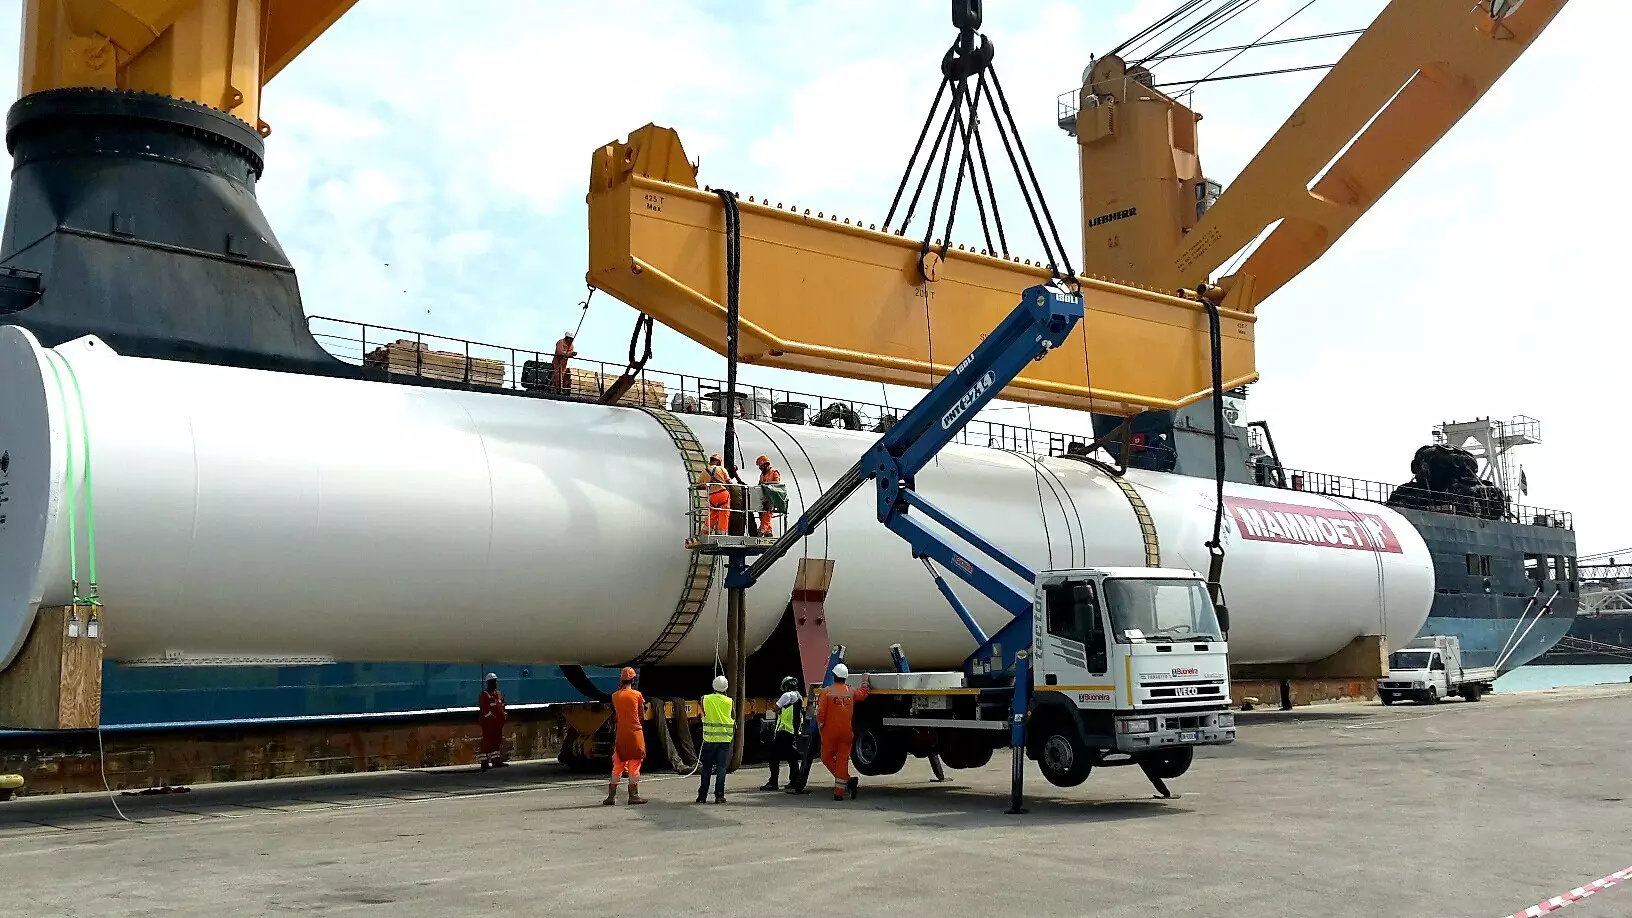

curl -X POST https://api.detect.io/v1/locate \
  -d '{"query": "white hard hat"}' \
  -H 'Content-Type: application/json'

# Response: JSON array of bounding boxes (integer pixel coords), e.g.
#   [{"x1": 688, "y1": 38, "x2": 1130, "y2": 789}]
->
[
  {"x1": 832, "y1": 663, "x2": 849, "y2": 680},
  {"x1": 712, "y1": 675, "x2": 729, "y2": 693},
  {"x1": 484, "y1": 672, "x2": 498, "y2": 681}
]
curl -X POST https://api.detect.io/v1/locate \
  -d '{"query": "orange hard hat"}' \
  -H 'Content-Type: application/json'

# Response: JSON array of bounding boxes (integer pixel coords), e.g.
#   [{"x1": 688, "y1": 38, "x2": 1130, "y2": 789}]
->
[
  {"x1": 709, "y1": 454, "x2": 722, "y2": 464},
  {"x1": 620, "y1": 666, "x2": 637, "y2": 683},
  {"x1": 756, "y1": 455, "x2": 771, "y2": 466}
]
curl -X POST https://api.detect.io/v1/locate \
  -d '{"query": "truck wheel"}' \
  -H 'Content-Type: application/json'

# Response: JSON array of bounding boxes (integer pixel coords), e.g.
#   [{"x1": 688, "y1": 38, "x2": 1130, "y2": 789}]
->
[
  {"x1": 1463, "y1": 685, "x2": 1482, "y2": 702},
  {"x1": 1137, "y1": 746, "x2": 1194, "y2": 780},
  {"x1": 1424, "y1": 686, "x2": 1439, "y2": 705},
  {"x1": 851, "y1": 722, "x2": 908, "y2": 776},
  {"x1": 1035, "y1": 721, "x2": 1093, "y2": 788}
]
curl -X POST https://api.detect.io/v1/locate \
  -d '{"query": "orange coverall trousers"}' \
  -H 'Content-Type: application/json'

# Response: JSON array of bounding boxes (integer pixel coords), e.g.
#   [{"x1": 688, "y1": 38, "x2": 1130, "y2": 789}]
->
[
  {"x1": 820, "y1": 730, "x2": 852, "y2": 788},
  {"x1": 708, "y1": 489, "x2": 731, "y2": 533}
]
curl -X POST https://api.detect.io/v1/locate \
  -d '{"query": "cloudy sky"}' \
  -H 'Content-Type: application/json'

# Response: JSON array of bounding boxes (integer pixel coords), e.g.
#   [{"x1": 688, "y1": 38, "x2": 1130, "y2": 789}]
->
[{"x1": 2, "y1": 1, "x2": 1623, "y2": 552}]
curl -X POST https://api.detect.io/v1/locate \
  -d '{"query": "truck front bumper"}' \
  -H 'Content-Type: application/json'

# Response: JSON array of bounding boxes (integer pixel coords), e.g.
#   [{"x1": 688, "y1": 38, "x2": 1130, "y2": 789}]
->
[{"x1": 1113, "y1": 711, "x2": 1236, "y2": 752}]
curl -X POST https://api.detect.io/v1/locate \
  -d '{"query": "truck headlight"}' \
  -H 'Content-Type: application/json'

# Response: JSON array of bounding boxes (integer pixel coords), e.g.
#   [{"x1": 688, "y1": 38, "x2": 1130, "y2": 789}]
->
[
  {"x1": 1215, "y1": 712, "x2": 1234, "y2": 728},
  {"x1": 1117, "y1": 718, "x2": 1155, "y2": 735},
  {"x1": 1412, "y1": 681, "x2": 1426, "y2": 689}
]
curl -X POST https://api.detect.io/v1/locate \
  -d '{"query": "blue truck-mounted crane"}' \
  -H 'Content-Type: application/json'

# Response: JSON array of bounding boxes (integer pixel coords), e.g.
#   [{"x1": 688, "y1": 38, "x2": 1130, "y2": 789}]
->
[{"x1": 712, "y1": 284, "x2": 1237, "y2": 813}]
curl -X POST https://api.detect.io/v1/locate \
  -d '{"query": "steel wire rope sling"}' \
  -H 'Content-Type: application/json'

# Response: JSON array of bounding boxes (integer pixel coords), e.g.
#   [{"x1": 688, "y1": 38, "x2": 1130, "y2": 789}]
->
[
  {"x1": 1198, "y1": 292, "x2": 1231, "y2": 637},
  {"x1": 712, "y1": 185, "x2": 752, "y2": 771},
  {"x1": 883, "y1": 0, "x2": 1080, "y2": 289}
]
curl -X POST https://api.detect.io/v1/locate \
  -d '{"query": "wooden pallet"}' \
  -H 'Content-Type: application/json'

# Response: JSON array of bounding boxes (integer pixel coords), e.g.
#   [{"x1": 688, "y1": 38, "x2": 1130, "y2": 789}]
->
[
  {"x1": 564, "y1": 367, "x2": 666, "y2": 406},
  {"x1": 364, "y1": 339, "x2": 507, "y2": 386}
]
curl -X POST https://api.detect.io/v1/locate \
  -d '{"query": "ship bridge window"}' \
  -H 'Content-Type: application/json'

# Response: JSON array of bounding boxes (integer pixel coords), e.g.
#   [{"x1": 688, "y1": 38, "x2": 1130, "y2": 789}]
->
[
  {"x1": 1465, "y1": 553, "x2": 1492, "y2": 577},
  {"x1": 1525, "y1": 554, "x2": 1546, "y2": 582},
  {"x1": 1553, "y1": 556, "x2": 1569, "y2": 582}
]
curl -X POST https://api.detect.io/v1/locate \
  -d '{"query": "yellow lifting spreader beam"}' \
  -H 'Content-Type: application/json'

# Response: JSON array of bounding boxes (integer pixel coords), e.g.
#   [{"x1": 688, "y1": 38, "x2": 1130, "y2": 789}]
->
[{"x1": 586, "y1": 126, "x2": 1258, "y2": 417}]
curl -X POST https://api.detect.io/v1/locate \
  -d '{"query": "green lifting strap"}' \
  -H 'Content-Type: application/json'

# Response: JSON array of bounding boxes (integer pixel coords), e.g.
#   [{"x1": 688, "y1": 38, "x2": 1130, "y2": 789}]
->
[
  {"x1": 43, "y1": 353, "x2": 81, "y2": 604},
  {"x1": 43, "y1": 351, "x2": 101, "y2": 606}
]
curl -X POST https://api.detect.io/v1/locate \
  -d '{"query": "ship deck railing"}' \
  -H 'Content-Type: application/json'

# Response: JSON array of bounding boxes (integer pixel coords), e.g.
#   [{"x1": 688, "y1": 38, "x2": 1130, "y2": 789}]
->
[
  {"x1": 309, "y1": 315, "x2": 1077, "y2": 457},
  {"x1": 1273, "y1": 467, "x2": 1572, "y2": 530},
  {"x1": 307, "y1": 316, "x2": 1574, "y2": 532}
]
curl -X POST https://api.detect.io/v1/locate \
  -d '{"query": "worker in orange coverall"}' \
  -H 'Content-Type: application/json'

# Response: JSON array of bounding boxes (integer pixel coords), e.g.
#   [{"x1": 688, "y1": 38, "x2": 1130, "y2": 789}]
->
[
  {"x1": 605, "y1": 667, "x2": 649, "y2": 805},
  {"x1": 478, "y1": 673, "x2": 508, "y2": 771},
  {"x1": 817, "y1": 664, "x2": 870, "y2": 800},
  {"x1": 697, "y1": 454, "x2": 733, "y2": 534},
  {"x1": 551, "y1": 331, "x2": 577, "y2": 393},
  {"x1": 755, "y1": 454, "x2": 782, "y2": 537}
]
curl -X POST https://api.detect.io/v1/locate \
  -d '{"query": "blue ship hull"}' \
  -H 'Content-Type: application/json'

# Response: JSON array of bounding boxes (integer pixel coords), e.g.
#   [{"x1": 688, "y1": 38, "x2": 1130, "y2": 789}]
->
[
  {"x1": 1415, "y1": 614, "x2": 1575, "y2": 671},
  {"x1": 1393, "y1": 507, "x2": 1578, "y2": 673},
  {"x1": 100, "y1": 662, "x2": 619, "y2": 728}
]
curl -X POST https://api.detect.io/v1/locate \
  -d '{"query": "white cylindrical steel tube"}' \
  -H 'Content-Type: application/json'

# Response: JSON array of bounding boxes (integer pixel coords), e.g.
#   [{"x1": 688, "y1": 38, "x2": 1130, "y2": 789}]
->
[{"x1": 0, "y1": 328, "x2": 1433, "y2": 672}]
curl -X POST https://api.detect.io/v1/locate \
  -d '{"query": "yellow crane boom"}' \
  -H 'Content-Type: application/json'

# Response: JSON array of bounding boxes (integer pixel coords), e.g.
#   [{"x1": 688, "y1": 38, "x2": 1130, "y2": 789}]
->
[{"x1": 1075, "y1": 0, "x2": 1568, "y2": 298}]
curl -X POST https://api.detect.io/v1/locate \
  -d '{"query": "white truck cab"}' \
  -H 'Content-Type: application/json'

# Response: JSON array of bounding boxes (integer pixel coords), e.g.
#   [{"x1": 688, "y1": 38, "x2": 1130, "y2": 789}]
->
[
  {"x1": 1376, "y1": 634, "x2": 1497, "y2": 705},
  {"x1": 848, "y1": 567, "x2": 1235, "y2": 792}
]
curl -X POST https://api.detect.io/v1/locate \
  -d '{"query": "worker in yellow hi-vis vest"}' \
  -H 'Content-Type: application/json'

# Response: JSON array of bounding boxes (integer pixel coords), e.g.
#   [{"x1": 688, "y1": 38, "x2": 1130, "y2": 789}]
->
[{"x1": 697, "y1": 675, "x2": 734, "y2": 804}]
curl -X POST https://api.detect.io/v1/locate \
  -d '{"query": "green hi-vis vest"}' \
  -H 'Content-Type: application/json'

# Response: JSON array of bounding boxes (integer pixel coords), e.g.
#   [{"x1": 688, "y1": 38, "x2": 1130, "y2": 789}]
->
[{"x1": 702, "y1": 692, "x2": 735, "y2": 743}]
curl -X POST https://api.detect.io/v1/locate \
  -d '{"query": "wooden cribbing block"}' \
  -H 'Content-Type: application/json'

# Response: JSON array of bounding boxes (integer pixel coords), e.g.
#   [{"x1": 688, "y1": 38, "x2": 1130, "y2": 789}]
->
[{"x1": 0, "y1": 605, "x2": 105, "y2": 730}]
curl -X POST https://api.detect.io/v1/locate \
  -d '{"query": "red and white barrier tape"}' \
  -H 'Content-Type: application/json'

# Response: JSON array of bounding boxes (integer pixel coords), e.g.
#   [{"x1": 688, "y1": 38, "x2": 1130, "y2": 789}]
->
[{"x1": 1504, "y1": 865, "x2": 1632, "y2": 917}]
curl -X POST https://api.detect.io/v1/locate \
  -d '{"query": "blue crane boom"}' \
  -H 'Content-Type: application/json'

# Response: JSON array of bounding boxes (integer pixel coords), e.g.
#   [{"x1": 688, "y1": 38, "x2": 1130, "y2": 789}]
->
[{"x1": 727, "y1": 283, "x2": 1085, "y2": 691}]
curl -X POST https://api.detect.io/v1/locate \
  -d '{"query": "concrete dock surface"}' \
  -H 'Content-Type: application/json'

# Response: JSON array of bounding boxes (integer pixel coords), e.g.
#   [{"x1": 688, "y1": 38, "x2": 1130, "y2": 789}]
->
[{"x1": 1, "y1": 683, "x2": 1628, "y2": 918}]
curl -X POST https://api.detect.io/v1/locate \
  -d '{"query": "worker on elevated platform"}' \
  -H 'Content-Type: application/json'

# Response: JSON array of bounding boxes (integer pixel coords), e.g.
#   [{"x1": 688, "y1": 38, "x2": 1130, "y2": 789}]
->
[
  {"x1": 762, "y1": 675, "x2": 804, "y2": 791},
  {"x1": 478, "y1": 673, "x2": 508, "y2": 771},
  {"x1": 818, "y1": 664, "x2": 870, "y2": 800},
  {"x1": 698, "y1": 675, "x2": 734, "y2": 803},
  {"x1": 551, "y1": 331, "x2": 577, "y2": 393},
  {"x1": 605, "y1": 667, "x2": 648, "y2": 805},
  {"x1": 697, "y1": 454, "x2": 732, "y2": 535},
  {"x1": 755, "y1": 455, "x2": 783, "y2": 537}
]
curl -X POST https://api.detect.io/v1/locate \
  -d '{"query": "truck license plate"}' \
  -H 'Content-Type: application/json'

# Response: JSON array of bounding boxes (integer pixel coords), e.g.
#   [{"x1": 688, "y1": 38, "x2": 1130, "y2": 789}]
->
[{"x1": 1179, "y1": 731, "x2": 1199, "y2": 742}]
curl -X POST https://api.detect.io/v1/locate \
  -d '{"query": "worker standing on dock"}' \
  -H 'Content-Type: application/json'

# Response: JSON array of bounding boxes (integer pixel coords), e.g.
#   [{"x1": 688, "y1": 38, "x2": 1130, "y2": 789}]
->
[
  {"x1": 697, "y1": 675, "x2": 734, "y2": 803},
  {"x1": 755, "y1": 455, "x2": 783, "y2": 537},
  {"x1": 697, "y1": 454, "x2": 732, "y2": 535},
  {"x1": 818, "y1": 665, "x2": 869, "y2": 800},
  {"x1": 605, "y1": 667, "x2": 648, "y2": 805},
  {"x1": 762, "y1": 675, "x2": 803, "y2": 791},
  {"x1": 550, "y1": 331, "x2": 576, "y2": 394},
  {"x1": 478, "y1": 673, "x2": 508, "y2": 771}
]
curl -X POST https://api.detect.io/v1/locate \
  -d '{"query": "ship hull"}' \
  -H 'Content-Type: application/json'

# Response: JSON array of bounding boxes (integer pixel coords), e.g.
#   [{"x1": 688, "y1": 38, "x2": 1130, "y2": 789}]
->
[
  {"x1": 1392, "y1": 508, "x2": 1578, "y2": 672},
  {"x1": 97, "y1": 662, "x2": 619, "y2": 728}
]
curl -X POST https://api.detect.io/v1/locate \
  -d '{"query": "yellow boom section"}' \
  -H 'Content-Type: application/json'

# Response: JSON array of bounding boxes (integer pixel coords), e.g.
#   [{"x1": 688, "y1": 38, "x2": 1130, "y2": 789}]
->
[
  {"x1": 19, "y1": 0, "x2": 358, "y2": 133},
  {"x1": 587, "y1": 126, "x2": 1257, "y2": 416},
  {"x1": 1180, "y1": 0, "x2": 1568, "y2": 298}
]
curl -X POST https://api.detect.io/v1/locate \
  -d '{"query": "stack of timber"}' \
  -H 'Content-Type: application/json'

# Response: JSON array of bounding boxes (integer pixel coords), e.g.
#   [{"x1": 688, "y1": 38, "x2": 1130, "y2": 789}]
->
[
  {"x1": 364, "y1": 339, "x2": 507, "y2": 387},
  {"x1": 564, "y1": 366, "x2": 666, "y2": 406}
]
